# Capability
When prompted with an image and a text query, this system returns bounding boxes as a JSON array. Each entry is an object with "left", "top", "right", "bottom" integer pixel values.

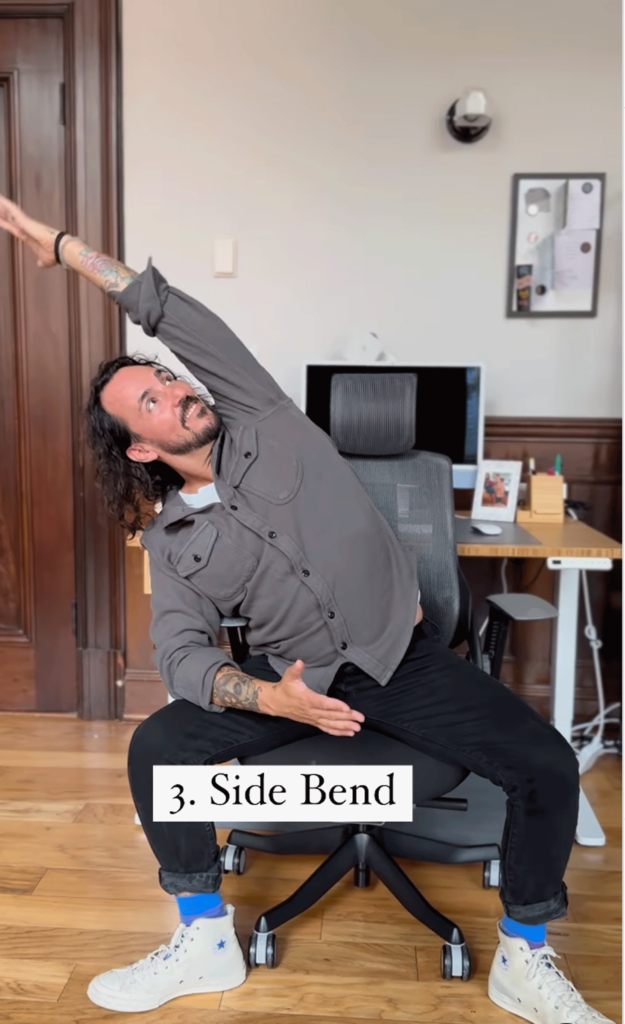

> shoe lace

[
  {"left": 129, "top": 924, "right": 190, "bottom": 978},
  {"left": 526, "top": 946, "right": 599, "bottom": 1022}
]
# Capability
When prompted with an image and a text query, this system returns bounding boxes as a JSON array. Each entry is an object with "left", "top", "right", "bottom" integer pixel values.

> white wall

[{"left": 121, "top": 0, "right": 622, "bottom": 417}]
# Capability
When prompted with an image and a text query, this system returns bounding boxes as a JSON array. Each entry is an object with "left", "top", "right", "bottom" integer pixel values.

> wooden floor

[{"left": 0, "top": 714, "right": 620, "bottom": 1024}]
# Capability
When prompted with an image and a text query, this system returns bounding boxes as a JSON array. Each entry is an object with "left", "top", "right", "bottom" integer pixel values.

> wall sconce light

[{"left": 446, "top": 89, "right": 492, "bottom": 144}]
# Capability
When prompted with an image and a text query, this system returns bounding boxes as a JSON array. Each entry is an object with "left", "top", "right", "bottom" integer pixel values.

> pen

[
  {"left": 528, "top": 457, "right": 536, "bottom": 476},
  {"left": 554, "top": 455, "right": 562, "bottom": 476}
]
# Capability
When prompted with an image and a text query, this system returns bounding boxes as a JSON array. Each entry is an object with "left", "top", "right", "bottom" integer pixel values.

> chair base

[{"left": 225, "top": 823, "right": 497, "bottom": 960}]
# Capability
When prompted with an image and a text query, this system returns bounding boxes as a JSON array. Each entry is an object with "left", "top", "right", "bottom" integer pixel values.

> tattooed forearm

[
  {"left": 212, "top": 666, "right": 265, "bottom": 712},
  {"left": 77, "top": 247, "right": 139, "bottom": 293},
  {"left": 54, "top": 234, "right": 139, "bottom": 293}
]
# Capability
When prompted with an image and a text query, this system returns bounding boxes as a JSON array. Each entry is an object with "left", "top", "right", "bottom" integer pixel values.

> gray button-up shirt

[{"left": 113, "top": 263, "right": 419, "bottom": 711}]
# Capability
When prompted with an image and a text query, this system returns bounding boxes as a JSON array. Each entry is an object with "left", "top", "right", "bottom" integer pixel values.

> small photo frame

[{"left": 471, "top": 461, "right": 523, "bottom": 523}]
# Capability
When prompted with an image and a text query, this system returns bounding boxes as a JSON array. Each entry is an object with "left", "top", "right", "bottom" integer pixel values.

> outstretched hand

[
  {"left": 0, "top": 195, "right": 58, "bottom": 267},
  {"left": 268, "top": 660, "right": 365, "bottom": 737}
]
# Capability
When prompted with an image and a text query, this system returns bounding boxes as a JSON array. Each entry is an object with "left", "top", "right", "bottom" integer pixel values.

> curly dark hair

[{"left": 86, "top": 355, "right": 186, "bottom": 536}]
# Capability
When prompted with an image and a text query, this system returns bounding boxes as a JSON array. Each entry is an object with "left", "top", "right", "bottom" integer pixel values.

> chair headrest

[{"left": 329, "top": 372, "right": 417, "bottom": 456}]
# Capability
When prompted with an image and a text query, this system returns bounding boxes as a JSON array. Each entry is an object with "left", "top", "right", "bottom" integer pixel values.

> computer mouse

[{"left": 471, "top": 523, "right": 503, "bottom": 536}]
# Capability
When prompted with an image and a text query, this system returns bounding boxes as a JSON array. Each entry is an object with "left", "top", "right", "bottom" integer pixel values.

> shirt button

[
  {"left": 301, "top": 569, "right": 310, "bottom": 577},
  {"left": 340, "top": 642, "right": 348, "bottom": 650},
  {"left": 268, "top": 531, "right": 277, "bottom": 539},
  {"left": 327, "top": 610, "right": 335, "bottom": 619},
  {"left": 230, "top": 504, "right": 238, "bottom": 511},
  {"left": 193, "top": 554, "right": 202, "bottom": 563},
  {"left": 244, "top": 451, "right": 252, "bottom": 459}
]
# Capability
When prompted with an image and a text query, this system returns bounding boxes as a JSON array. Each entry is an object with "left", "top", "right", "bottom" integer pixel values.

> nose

[{"left": 170, "top": 382, "right": 190, "bottom": 408}]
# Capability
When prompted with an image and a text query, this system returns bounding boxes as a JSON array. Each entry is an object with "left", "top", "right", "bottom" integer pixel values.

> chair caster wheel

[
  {"left": 220, "top": 844, "right": 247, "bottom": 875},
  {"left": 248, "top": 930, "right": 277, "bottom": 969},
  {"left": 483, "top": 859, "right": 500, "bottom": 889},
  {"left": 441, "top": 943, "right": 471, "bottom": 981}
]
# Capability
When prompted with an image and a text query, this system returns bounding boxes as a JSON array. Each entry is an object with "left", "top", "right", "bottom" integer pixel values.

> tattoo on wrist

[
  {"left": 78, "top": 246, "right": 139, "bottom": 293},
  {"left": 213, "top": 666, "right": 263, "bottom": 712}
]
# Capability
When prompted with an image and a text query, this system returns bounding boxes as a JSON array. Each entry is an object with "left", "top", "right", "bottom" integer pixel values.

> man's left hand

[{"left": 0, "top": 194, "right": 58, "bottom": 267}]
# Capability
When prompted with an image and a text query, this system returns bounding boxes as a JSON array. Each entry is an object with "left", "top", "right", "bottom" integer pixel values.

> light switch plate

[{"left": 214, "top": 239, "right": 237, "bottom": 277}]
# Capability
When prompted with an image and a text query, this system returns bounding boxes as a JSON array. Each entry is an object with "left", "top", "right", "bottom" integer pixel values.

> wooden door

[
  {"left": 0, "top": 17, "right": 76, "bottom": 710},
  {"left": 0, "top": 0, "right": 125, "bottom": 720}
]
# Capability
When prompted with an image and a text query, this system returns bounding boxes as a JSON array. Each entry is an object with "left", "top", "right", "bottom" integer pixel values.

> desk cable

[
  {"left": 478, "top": 558, "right": 509, "bottom": 639},
  {"left": 565, "top": 507, "right": 620, "bottom": 773}
]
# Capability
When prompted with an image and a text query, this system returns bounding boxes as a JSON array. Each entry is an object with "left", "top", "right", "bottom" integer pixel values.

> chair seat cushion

[
  {"left": 487, "top": 592, "right": 557, "bottom": 621},
  {"left": 241, "top": 729, "right": 467, "bottom": 804}
]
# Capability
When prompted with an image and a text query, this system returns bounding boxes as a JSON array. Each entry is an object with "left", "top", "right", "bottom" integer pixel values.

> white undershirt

[{"left": 179, "top": 482, "right": 220, "bottom": 508}]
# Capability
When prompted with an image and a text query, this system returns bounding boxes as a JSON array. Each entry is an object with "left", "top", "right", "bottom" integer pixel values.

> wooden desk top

[
  {"left": 129, "top": 519, "right": 622, "bottom": 561},
  {"left": 457, "top": 518, "right": 623, "bottom": 559}
]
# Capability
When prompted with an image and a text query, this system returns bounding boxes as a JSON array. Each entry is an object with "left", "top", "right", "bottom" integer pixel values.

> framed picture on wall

[
  {"left": 471, "top": 461, "right": 523, "bottom": 523},
  {"left": 507, "top": 173, "right": 605, "bottom": 318}
]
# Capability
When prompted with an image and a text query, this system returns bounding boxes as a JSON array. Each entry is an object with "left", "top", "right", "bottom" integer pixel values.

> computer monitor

[{"left": 302, "top": 362, "right": 485, "bottom": 489}]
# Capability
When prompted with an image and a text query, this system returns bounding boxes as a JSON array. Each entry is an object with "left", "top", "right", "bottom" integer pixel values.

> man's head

[
  {"left": 97, "top": 357, "right": 220, "bottom": 459},
  {"left": 86, "top": 355, "right": 222, "bottom": 533}
]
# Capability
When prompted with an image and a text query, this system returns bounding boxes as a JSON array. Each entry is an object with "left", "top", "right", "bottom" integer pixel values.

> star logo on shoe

[
  {"left": 499, "top": 952, "right": 510, "bottom": 971},
  {"left": 214, "top": 937, "right": 228, "bottom": 954}
]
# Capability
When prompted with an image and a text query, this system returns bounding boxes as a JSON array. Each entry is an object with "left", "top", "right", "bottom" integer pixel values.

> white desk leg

[
  {"left": 576, "top": 789, "right": 607, "bottom": 847},
  {"left": 550, "top": 567, "right": 606, "bottom": 847},
  {"left": 550, "top": 569, "right": 580, "bottom": 741}
]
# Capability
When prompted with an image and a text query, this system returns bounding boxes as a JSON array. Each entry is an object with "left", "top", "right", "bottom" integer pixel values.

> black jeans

[{"left": 128, "top": 620, "right": 579, "bottom": 925}]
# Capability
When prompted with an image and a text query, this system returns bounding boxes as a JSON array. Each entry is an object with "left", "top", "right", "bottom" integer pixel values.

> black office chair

[{"left": 220, "top": 373, "right": 503, "bottom": 982}]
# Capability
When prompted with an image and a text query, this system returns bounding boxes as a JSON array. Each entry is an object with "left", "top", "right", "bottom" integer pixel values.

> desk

[
  {"left": 129, "top": 519, "right": 622, "bottom": 845},
  {"left": 458, "top": 517, "right": 622, "bottom": 847}
]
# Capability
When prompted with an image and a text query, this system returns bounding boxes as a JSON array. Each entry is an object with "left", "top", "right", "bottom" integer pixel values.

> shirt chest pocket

[
  {"left": 230, "top": 427, "right": 302, "bottom": 504},
  {"left": 173, "top": 521, "right": 258, "bottom": 601}
]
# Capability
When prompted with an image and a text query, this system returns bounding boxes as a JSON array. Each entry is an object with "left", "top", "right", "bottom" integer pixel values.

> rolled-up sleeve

[
  {"left": 148, "top": 554, "right": 237, "bottom": 712},
  {"left": 111, "top": 262, "right": 287, "bottom": 425}
]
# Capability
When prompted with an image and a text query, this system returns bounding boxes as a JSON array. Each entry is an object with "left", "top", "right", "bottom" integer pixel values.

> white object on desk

[
  {"left": 471, "top": 523, "right": 502, "bottom": 536},
  {"left": 548, "top": 559, "right": 613, "bottom": 846}
]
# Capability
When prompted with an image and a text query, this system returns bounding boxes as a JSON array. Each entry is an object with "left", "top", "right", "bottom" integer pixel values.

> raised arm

[
  {"left": 0, "top": 194, "right": 287, "bottom": 425},
  {"left": 0, "top": 194, "right": 138, "bottom": 293}
]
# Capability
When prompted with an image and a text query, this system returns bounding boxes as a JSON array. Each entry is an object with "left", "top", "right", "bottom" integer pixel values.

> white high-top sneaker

[
  {"left": 489, "top": 922, "right": 614, "bottom": 1024},
  {"left": 87, "top": 904, "right": 247, "bottom": 1013}
]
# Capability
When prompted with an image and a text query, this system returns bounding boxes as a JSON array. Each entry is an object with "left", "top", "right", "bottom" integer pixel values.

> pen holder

[{"left": 517, "top": 473, "right": 565, "bottom": 524}]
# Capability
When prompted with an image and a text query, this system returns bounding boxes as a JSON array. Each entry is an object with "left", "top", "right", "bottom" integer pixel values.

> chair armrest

[
  {"left": 220, "top": 618, "right": 249, "bottom": 664},
  {"left": 486, "top": 593, "right": 557, "bottom": 621},
  {"left": 466, "top": 613, "right": 484, "bottom": 671}
]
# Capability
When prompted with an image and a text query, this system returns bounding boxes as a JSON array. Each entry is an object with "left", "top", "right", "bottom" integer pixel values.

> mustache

[
  {"left": 159, "top": 403, "right": 222, "bottom": 457},
  {"left": 180, "top": 394, "right": 207, "bottom": 428}
]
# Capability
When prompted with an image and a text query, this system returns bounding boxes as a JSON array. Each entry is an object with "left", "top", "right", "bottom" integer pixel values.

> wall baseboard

[{"left": 123, "top": 669, "right": 168, "bottom": 719}]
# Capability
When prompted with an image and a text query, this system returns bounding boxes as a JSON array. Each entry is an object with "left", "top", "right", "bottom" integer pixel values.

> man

[{"left": 0, "top": 195, "right": 611, "bottom": 1023}]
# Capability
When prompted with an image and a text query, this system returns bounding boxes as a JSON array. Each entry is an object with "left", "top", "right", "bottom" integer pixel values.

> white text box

[{"left": 153, "top": 765, "right": 413, "bottom": 822}]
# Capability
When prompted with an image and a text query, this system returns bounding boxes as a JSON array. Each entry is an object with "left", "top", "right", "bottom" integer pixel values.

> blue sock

[
  {"left": 176, "top": 893, "right": 226, "bottom": 926},
  {"left": 502, "top": 916, "right": 547, "bottom": 948}
]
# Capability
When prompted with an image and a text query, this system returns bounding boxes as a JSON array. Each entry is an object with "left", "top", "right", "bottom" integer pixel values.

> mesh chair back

[
  {"left": 328, "top": 372, "right": 461, "bottom": 647},
  {"left": 330, "top": 373, "right": 417, "bottom": 456},
  {"left": 345, "top": 450, "right": 460, "bottom": 646}
]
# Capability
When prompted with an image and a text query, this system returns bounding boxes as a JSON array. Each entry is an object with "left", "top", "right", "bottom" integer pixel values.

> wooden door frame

[{"left": 0, "top": 0, "right": 125, "bottom": 718}]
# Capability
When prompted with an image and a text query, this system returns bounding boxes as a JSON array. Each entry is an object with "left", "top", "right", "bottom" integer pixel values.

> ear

[{"left": 126, "top": 443, "right": 159, "bottom": 464}]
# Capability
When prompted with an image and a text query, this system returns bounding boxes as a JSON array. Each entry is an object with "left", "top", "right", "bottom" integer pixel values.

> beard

[{"left": 158, "top": 396, "right": 222, "bottom": 457}]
